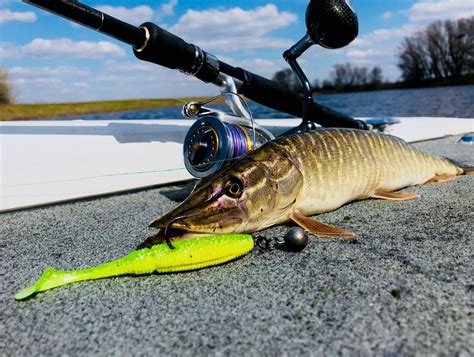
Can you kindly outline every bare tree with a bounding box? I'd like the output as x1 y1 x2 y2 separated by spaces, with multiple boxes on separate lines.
426 21 449 78
331 63 354 87
370 66 383 85
321 79 334 89
398 33 431 81
312 78 321 90
353 66 369 86
0 68 13 104
272 68 302 91
329 63 381 88
398 17 473 81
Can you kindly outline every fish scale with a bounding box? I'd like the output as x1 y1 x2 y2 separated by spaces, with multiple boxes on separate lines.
147 128 466 243
269 129 459 215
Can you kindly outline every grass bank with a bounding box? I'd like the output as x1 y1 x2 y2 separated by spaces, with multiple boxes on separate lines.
0 97 210 121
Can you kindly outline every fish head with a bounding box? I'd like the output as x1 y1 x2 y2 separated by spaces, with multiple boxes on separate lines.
149 147 303 235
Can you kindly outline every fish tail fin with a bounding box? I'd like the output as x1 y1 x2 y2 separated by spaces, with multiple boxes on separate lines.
462 166 474 175
442 157 473 175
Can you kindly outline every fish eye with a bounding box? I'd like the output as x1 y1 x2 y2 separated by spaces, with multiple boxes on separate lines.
225 177 243 198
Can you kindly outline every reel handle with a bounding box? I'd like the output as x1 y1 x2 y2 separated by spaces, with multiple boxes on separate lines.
306 0 359 49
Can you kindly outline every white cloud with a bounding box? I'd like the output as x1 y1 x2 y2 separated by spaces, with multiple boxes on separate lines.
199 37 292 52
0 9 36 24
11 77 61 86
104 60 159 73
169 4 297 51
351 38 372 47
408 0 474 22
349 24 418 54
217 56 281 77
0 39 125 59
22 38 126 59
8 66 90 77
370 24 418 42
159 0 178 17
347 49 388 59
96 5 154 25
0 41 17 58
342 0 474 81
379 11 392 21
7 65 92 102
347 0 473 67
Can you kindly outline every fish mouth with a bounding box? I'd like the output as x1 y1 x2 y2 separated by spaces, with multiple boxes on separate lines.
138 227 199 249
141 210 243 249
150 213 243 233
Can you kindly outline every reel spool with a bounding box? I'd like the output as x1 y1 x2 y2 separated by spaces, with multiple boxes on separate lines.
183 115 274 178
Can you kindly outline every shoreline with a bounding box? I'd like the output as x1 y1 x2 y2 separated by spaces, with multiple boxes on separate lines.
314 78 474 95
0 97 210 121
1 82 472 121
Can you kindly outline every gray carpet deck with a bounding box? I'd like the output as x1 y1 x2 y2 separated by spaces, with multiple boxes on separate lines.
1 135 473 355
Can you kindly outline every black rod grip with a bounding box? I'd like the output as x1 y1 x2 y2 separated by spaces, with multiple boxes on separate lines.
133 22 197 72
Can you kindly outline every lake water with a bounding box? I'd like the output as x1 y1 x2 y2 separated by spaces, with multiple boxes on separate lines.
56 85 474 120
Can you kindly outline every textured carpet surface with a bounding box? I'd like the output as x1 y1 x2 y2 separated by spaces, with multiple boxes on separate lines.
1 135 473 355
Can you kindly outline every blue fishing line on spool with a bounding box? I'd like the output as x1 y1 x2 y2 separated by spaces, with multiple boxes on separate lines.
224 123 250 159
184 116 255 178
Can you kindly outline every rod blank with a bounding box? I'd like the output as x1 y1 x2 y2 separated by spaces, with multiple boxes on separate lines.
23 0 145 47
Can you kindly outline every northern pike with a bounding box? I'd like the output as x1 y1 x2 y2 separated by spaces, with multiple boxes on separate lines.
145 128 471 245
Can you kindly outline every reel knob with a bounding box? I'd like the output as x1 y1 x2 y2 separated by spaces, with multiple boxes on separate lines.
306 0 359 49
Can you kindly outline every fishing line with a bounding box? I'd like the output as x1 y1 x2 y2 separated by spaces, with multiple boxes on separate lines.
5 95 259 188
2 153 253 188
2 167 187 187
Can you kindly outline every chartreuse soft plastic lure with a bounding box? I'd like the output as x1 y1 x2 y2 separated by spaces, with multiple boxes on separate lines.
15 234 254 300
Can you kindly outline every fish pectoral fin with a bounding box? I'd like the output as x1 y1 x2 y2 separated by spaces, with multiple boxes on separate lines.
371 190 420 201
425 174 457 184
289 210 354 239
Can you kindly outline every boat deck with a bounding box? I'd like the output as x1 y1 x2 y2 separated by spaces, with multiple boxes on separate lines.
2 135 473 355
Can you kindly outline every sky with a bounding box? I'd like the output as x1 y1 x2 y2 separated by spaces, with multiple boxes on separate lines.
0 0 473 103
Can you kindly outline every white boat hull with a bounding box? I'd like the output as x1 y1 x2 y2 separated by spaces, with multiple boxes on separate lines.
1 117 472 212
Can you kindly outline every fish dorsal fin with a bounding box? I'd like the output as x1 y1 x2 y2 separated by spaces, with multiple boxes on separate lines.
371 190 420 201
289 210 354 239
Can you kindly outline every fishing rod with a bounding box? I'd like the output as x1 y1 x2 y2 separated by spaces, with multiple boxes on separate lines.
23 0 368 178
23 0 366 129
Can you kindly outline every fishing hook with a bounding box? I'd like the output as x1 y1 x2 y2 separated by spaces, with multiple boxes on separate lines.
163 215 189 250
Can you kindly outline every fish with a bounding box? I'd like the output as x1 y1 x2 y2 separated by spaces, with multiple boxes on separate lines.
144 128 471 246
15 234 254 300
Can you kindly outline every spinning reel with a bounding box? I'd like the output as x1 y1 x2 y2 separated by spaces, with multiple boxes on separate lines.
183 0 359 177
182 75 275 178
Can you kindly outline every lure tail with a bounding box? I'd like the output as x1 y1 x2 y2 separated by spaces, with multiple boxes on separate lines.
15 267 99 300
15 234 254 300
